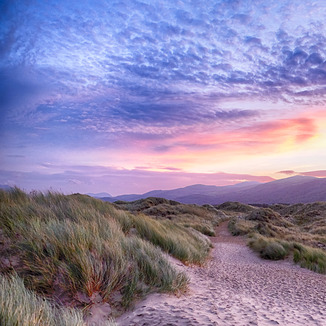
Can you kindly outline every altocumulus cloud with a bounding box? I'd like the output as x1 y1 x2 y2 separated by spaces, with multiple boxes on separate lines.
1 0 326 193
2 0 326 136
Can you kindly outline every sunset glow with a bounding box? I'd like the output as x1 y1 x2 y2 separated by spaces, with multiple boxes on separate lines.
1 0 326 195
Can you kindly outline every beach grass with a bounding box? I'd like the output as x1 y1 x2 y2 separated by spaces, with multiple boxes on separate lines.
228 205 326 274
0 273 86 326
0 188 213 321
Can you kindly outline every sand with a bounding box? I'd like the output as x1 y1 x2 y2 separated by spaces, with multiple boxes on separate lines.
117 221 326 326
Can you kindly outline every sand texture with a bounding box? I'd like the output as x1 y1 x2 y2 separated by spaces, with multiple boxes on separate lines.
117 222 326 326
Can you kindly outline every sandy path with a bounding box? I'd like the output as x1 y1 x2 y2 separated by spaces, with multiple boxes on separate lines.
117 222 326 326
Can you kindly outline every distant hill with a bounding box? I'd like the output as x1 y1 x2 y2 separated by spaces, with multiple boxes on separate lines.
86 192 112 198
101 181 260 203
102 176 326 204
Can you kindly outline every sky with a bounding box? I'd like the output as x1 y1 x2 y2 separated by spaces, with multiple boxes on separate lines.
1 0 326 195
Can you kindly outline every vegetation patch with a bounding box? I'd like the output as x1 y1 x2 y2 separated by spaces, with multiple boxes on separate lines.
216 201 257 213
1 188 213 322
248 235 326 274
229 203 326 274
228 218 257 236
131 213 211 265
0 273 88 326
293 243 326 274
114 198 227 238
248 235 290 260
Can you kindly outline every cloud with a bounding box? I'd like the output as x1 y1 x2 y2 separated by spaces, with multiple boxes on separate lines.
0 166 274 196
6 154 25 158
2 0 326 120
1 0 326 191
1 0 326 139
158 115 318 156
278 170 296 175
240 117 317 146
232 14 251 25
277 170 326 178
68 179 83 185
299 170 326 177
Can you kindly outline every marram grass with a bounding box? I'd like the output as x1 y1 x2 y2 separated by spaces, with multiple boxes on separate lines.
0 188 211 320
0 273 86 326
130 213 211 265
229 205 326 274
248 234 326 274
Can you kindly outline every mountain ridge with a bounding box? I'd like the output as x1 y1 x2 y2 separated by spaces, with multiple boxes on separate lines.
102 176 326 204
86 192 112 198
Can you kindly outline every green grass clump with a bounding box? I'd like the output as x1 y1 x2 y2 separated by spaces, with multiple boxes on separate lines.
0 188 198 318
0 273 86 326
131 213 211 265
121 237 188 306
248 235 290 260
248 235 326 274
229 202 326 274
293 243 326 274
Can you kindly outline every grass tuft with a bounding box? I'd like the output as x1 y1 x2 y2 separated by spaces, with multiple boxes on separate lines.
0 273 86 326
248 235 290 260
293 243 326 274
0 189 209 320
131 213 211 265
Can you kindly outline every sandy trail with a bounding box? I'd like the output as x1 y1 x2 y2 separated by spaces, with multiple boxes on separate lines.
117 221 326 326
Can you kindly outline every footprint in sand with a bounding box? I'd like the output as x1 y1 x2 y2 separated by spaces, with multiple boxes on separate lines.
117 221 326 326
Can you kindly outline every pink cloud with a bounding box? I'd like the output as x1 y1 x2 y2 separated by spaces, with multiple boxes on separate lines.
278 170 296 175
277 170 326 178
300 170 326 177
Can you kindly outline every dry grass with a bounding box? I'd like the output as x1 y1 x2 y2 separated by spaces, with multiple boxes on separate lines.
228 219 257 236
1 188 215 321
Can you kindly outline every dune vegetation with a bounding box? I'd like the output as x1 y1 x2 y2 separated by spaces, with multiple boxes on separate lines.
0 273 87 326
228 204 326 274
1 188 325 324
114 197 227 237
0 188 212 324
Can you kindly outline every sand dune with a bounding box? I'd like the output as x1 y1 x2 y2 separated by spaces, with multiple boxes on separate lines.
117 222 326 326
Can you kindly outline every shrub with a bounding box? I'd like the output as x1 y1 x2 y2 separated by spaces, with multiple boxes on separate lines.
248 235 326 273
261 241 287 260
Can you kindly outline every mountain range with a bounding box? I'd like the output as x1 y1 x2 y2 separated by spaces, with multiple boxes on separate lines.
100 175 326 204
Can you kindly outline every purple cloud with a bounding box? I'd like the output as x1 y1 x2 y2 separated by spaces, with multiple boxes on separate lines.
1 0 326 193
0 166 274 196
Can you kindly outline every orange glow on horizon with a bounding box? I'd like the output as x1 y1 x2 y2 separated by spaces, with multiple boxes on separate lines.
76 109 326 178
